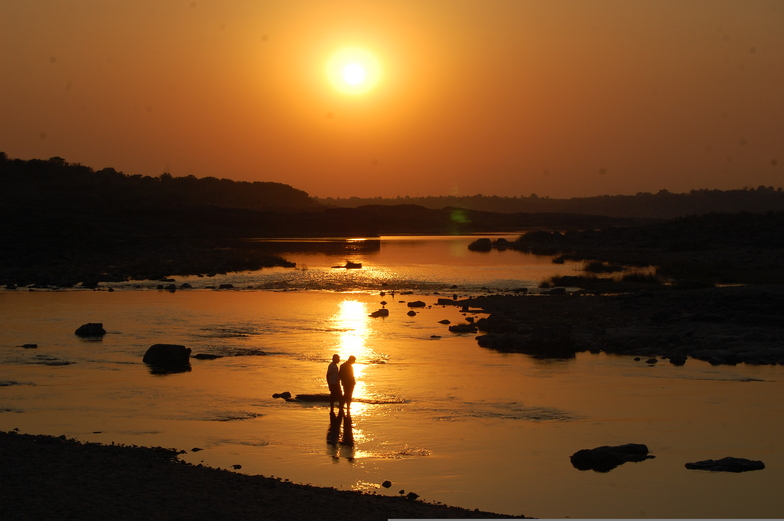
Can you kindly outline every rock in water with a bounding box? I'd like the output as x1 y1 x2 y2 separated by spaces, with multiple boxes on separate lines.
467 238 492 251
75 323 106 337
685 457 765 472
570 443 654 472
142 344 191 373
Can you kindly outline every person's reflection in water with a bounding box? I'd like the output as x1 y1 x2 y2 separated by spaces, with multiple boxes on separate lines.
326 409 343 461
338 412 355 462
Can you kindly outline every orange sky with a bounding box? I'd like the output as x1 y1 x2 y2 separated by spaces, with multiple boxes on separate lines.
1 0 782 199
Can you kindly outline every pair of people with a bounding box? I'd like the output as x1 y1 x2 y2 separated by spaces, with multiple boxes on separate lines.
326 354 356 412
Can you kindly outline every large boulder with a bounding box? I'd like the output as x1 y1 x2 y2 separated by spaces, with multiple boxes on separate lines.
570 443 654 472
75 323 106 337
685 457 765 472
143 344 191 373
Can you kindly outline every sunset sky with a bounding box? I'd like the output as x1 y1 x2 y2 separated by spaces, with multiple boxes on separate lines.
2 0 782 199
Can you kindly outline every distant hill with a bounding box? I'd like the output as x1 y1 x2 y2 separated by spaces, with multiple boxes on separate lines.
3 153 782 287
316 188 784 219
0 153 318 211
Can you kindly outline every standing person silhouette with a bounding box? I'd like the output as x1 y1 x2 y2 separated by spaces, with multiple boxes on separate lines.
339 355 356 413
326 354 342 412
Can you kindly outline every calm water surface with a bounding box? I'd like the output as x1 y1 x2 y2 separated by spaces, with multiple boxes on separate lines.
1 236 782 518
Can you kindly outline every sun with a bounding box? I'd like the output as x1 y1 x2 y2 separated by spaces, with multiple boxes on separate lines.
327 48 381 95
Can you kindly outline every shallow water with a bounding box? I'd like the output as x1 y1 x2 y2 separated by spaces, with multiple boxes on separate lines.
1 236 783 518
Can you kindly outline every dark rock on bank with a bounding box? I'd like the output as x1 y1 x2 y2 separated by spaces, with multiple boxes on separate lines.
685 457 765 472
570 443 654 472
669 354 688 366
143 344 192 373
75 323 106 337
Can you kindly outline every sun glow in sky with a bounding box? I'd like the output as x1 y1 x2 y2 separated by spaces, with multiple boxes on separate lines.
1 1 783 198
327 48 382 95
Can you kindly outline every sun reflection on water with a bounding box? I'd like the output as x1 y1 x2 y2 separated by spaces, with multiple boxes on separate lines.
331 299 377 415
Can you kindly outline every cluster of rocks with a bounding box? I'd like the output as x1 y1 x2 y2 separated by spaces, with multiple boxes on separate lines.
70 323 194 374
570 443 764 474
441 284 784 365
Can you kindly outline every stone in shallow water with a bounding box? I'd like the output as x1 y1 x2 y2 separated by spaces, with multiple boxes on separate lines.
570 443 654 472
75 323 106 337
142 344 191 373
685 457 765 472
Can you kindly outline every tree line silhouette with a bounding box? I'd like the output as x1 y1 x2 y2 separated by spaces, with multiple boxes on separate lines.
316 187 784 219
3 152 782 288
0 153 317 211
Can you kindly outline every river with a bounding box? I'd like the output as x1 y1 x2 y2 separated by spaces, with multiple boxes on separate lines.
1 235 782 518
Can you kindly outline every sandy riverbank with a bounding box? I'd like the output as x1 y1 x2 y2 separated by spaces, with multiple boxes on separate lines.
0 431 527 520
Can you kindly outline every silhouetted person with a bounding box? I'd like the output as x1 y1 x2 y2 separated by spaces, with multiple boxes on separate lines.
339 355 356 412
326 354 342 411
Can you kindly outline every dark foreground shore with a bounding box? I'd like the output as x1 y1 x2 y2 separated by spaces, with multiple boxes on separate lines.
0 431 527 521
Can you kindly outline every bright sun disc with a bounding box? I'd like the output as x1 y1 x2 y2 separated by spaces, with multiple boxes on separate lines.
342 63 366 85
327 48 381 95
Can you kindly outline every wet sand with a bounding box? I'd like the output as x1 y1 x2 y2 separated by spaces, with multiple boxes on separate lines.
0 431 526 520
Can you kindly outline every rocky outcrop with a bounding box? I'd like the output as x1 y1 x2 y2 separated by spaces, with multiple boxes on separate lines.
467 238 492 252
477 327 578 358
406 301 426 308
570 443 654 472
369 308 389 318
448 323 478 334
142 344 191 373
457 284 784 366
75 323 106 337
685 457 765 472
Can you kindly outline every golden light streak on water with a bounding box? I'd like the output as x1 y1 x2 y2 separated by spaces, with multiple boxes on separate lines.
331 299 375 414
